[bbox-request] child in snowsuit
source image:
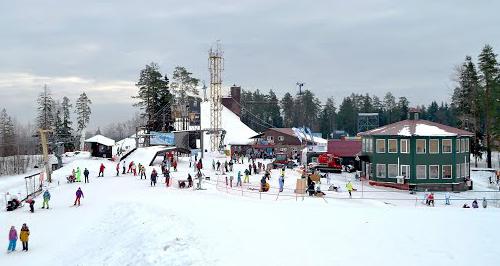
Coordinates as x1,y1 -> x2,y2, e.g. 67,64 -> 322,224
346,181 -> 353,198
84,168 -> 90,183
75,167 -> 81,182
20,223 -> 29,251
122,161 -> 126,174
98,163 -> 105,177
164,169 -> 170,187
7,226 -> 17,252
26,197 -> 35,213
42,190 -> 50,209
151,169 -> 158,186
278,175 -> 285,192
243,169 -> 250,183
74,187 -> 84,206
116,163 -> 120,176
187,174 -> 193,188
140,165 -> 147,180
236,171 -> 242,187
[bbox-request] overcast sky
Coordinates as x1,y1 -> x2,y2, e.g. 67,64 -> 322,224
0,0 -> 498,129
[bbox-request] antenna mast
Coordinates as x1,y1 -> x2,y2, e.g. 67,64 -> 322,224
208,41 -> 224,152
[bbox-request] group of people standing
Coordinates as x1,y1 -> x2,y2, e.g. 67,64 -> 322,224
7,224 -> 30,253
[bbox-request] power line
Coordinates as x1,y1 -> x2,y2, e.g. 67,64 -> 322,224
229,98 -> 276,129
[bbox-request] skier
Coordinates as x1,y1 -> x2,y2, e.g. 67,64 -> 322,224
150,169 -> 158,187
236,171 -> 242,187
26,197 -> 35,213
20,223 -> 30,251
140,165 -> 147,180
74,187 -> 84,206
116,162 -> 120,176
75,167 -> 82,182
278,174 -> 284,192
346,181 -> 354,198
7,226 -> 17,253
122,161 -> 126,174
42,190 -> 50,209
243,169 -> 250,183
164,168 -> 170,187
187,173 -> 193,188
482,197 -> 488,208
84,168 -> 90,183
445,192 -> 451,205
98,163 -> 105,177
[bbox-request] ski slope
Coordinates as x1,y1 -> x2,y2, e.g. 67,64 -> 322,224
1,154 -> 499,266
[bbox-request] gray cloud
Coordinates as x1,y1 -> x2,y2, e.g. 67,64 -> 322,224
0,0 -> 498,128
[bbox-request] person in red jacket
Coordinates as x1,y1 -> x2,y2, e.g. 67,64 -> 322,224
172,160 -> 178,172
427,193 -> 435,207
98,163 -> 105,177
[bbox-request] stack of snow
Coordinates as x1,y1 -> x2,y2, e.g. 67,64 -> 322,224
200,101 -> 257,147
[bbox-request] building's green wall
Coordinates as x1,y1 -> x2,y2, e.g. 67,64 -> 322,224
362,135 -> 470,185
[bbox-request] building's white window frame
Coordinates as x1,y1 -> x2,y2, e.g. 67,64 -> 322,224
388,139 -> 398,153
466,162 -> 470,178
267,136 -> 274,143
362,138 -> 367,152
429,165 -> 439,179
400,139 -> 409,154
429,139 -> 439,154
461,139 -> 466,153
461,162 -> 466,178
456,138 -> 461,153
376,164 -> 386,178
442,165 -> 452,179
401,165 -> 410,179
277,136 -> 285,142
369,138 -> 373,152
442,139 -> 452,153
416,165 -> 427,179
416,139 -> 426,154
376,139 -> 386,153
387,164 -> 398,178
465,138 -> 470,153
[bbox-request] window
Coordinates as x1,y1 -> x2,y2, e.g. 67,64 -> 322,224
400,139 -> 409,154
416,165 -> 427,179
456,138 -> 461,153
461,139 -> 466,153
280,147 -> 287,152
362,138 -> 366,152
442,139 -> 452,153
376,139 -> 386,153
442,165 -> 452,179
461,162 -> 466,178
277,136 -> 284,142
266,136 -> 274,143
376,164 -> 386,178
465,138 -> 470,153
368,138 -> 373,152
465,162 -> 469,178
388,139 -> 397,153
416,139 -> 426,154
429,165 -> 439,179
429,139 -> 439,154
401,165 -> 410,179
388,164 -> 398,178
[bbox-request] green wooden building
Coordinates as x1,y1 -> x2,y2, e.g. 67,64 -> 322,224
358,111 -> 473,191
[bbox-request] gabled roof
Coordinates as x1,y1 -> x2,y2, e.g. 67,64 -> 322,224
269,128 -> 296,136
85,134 -> 116,146
358,119 -> 473,137
328,139 -> 362,157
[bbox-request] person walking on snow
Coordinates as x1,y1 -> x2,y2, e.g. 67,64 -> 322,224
482,197 -> 488,208
98,163 -> 105,177
140,165 -> 147,180
212,159 -> 216,171
216,160 -> 221,171
122,161 -> 126,174
150,169 -> 158,187
7,226 -> 17,252
278,174 -> 285,192
75,167 -> 82,182
132,163 -> 137,176
244,169 -> 250,183
236,171 -> 242,187
116,162 -> 120,176
346,181 -> 354,198
84,168 -> 90,183
172,159 -> 178,172
74,187 -> 84,206
42,190 -> 50,209
26,196 -> 35,213
445,192 -> 451,205
128,161 -> 134,173
196,159 -> 203,174
20,223 -> 29,251
164,168 -> 170,187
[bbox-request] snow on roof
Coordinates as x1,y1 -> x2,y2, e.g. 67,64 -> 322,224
359,119 -> 473,137
313,136 -> 327,144
85,135 -> 116,146
200,101 -> 257,146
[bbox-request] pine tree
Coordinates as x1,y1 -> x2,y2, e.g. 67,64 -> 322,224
383,92 -> 397,124
266,90 -> 283,128
319,97 -> 336,138
337,97 -> 357,136
75,92 -> 92,131
0,109 -> 16,156
478,44 -> 499,168
133,62 -> 172,131
280,92 -> 294,127
36,85 -> 55,130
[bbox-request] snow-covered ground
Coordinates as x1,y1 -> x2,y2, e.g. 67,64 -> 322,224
1,152 -> 499,266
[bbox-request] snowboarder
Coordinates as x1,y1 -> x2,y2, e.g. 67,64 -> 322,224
26,197 -> 35,213
346,181 -> 354,198
75,167 -> 81,182
236,171 -> 242,187
278,174 -> 284,192
74,187 -> 84,206
151,169 -> 158,187
122,161 -> 126,174
164,169 -> 170,187
84,168 -> 90,183
472,199 -> 479,208
20,223 -> 29,251
116,163 -> 120,176
482,197 -> 487,208
42,190 -> 50,209
187,173 -> 193,188
7,226 -> 17,253
243,169 -> 250,183
98,163 -> 105,177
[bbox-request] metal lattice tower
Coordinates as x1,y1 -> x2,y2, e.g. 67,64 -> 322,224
358,113 -> 380,133
208,41 -> 224,151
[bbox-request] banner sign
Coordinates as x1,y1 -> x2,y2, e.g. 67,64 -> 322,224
150,132 -> 175,145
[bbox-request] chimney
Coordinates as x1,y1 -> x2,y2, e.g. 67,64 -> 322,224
408,107 -> 420,120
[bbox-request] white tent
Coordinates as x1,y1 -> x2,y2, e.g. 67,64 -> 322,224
84,135 -> 115,146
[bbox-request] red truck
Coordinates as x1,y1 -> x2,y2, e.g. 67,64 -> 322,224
311,153 -> 342,173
